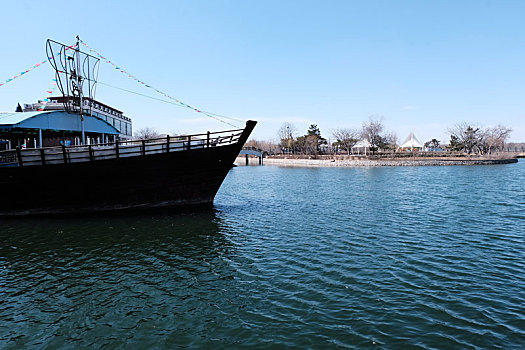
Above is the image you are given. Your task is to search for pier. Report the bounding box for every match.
[240,146,263,165]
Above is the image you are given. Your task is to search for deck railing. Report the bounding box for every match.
[0,128,244,167]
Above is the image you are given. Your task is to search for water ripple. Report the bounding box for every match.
[1,161,524,348]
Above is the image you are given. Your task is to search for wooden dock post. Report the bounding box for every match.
[115,140,120,158]
[61,145,68,164]
[40,148,46,165]
[16,147,23,167]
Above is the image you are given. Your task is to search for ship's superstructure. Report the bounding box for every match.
[23,97,132,139]
[0,110,121,150]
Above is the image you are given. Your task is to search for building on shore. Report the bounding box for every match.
[352,139,371,155]
[399,132,423,151]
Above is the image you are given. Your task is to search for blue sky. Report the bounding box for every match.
[1,0,524,142]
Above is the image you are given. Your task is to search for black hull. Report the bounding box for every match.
[0,121,256,216]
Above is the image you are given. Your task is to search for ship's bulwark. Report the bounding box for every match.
[0,121,257,216]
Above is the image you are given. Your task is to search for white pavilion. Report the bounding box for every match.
[399,132,423,151]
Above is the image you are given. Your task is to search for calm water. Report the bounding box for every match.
[1,161,524,349]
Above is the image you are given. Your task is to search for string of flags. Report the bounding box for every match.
[78,39,241,128]
[37,78,58,111]
[0,60,47,87]
[0,43,75,88]
[1,40,243,128]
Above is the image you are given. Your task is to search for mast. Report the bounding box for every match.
[76,36,85,144]
[46,36,100,146]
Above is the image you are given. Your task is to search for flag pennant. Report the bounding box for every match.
[78,39,240,127]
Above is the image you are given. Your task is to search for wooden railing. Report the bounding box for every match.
[0,128,244,167]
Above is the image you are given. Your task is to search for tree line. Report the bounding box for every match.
[134,117,514,156]
[274,116,397,155]
[447,123,512,154]
[245,116,514,156]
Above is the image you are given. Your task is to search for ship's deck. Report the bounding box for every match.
[0,128,244,167]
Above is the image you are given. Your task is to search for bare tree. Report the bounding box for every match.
[245,139,280,154]
[134,127,160,140]
[277,122,297,153]
[384,131,398,152]
[448,123,481,154]
[331,128,360,155]
[447,123,512,154]
[361,116,387,154]
[506,142,525,152]
[277,122,297,141]
[485,125,512,154]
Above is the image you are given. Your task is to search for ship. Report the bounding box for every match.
[0,38,256,216]
[0,120,256,216]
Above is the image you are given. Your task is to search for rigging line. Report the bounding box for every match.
[98,81,239,128]
[1,44,75,88]
[0,60,47,87]
[78,39,243,127]
[97,81,244,124]
[98,81,186,107]
[199,110,245,123]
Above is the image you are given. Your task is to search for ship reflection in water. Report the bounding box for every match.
[0,210,244,348]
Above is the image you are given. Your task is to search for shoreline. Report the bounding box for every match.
[237,156,518,167]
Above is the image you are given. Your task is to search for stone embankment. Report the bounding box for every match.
[255,156,518,167]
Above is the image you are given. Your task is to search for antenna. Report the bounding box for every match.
[46,37,100,144]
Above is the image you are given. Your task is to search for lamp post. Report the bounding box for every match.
[286,126,291,154]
